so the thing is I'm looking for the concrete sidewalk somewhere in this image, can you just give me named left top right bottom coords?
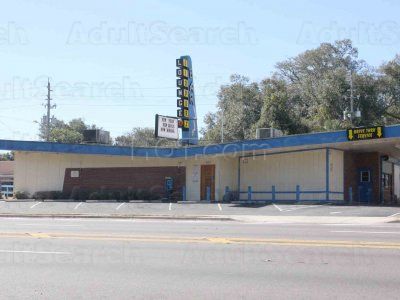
left=1, top=200, right=400, bottom=224
left=0, top=212, right=398, bottom=225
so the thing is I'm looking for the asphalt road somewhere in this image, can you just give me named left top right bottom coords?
left=1, top=217, right=400, bottom=299
left=1, top=200, right=400, bottom=217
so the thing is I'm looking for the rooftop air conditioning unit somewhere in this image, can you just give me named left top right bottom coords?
left=256, top=128, right=283, bottom=139
left=83, top=129, right=110, bottom=144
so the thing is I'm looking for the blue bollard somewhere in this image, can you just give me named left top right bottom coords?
left=296, top=185, right=300, bottom=202
left=225, top=186, right=229, bottom=195
left=272, top=185, right=276, bottom=202
left=247, top=186, right=252, bottom=202
left=224, top=186, right=229, bottom=202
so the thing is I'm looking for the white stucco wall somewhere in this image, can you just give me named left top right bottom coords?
left=14, top=151, right=237, bottom=201
left=239, top=149, right=344, bottom=201
left=14, top=148, right=344, bottom=202
left=328, top=149, right=344, bottom=201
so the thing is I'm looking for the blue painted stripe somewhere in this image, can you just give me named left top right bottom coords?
left=239, top=190, right=344, bottom=194
left=238, top=199, right=344, bottom=202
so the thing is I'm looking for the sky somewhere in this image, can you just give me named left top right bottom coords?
left=0, top=0, right=399, bottom=141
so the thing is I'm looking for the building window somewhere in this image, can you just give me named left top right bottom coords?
left=360, top=171, right=370, bottom=182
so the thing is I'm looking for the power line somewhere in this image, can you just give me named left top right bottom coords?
left=0, top=94, right=218, bottom=101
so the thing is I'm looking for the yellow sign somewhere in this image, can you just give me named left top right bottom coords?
left=177, top=88, right=189, bottom=99
left=347, top=126, right=384, bottom=141
left=176, top=68, right=189, bottom=78
left=176, top=58, right=188, bottom=68
left=176, top=79, right=188, bottom=88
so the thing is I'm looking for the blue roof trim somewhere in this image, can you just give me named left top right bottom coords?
left=1, top=125, right=400, bottom=158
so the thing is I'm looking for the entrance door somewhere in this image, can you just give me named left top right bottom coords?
left=201, top=165, right=215, bottom=201
left=358, top=168, right=372, bottom=204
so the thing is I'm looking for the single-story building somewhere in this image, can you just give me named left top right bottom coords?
left=1, top=125, right=400, bottom=204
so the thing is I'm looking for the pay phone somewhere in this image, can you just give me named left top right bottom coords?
left=165, top=177, right=174, bottom=200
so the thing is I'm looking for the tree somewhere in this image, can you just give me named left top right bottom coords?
left=378, top=55, right=400, bottom=122
left=0, top=152, right=14, bottom=161
left=38, top=117, right=108, bottom=144
left=202, top=74, right=262, bottom=143
left=274, top=39, right=364, bottom=130
left=254, top=77, right=308, bottom=134
left=49, top=127, right=84, bottom=144
left=114, top=127, right=176, bottom=147
left=201, top=40, right=400, bottom=143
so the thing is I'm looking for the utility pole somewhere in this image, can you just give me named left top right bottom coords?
left=221, top=108, right=224, bottom=143
left=44, top=78, right=56, bottom=141
left=349, top=71, right=354, bottom=124
left=343, top=71, right=361, bottom=125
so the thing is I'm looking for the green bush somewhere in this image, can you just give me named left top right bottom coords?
left=88, top=191, right=100, bottom=200
left=70, top=188, right=79, bottom=201
left=78, top=190, right=90, bottom=201
left=127, top=190, right=137, bottom=200
left=135, top=189, right=160, bottom=200
left=109, top=191, right=122, bottom=201
left=33, top=191, right=63, bottom=200
left=70, top=188, right=159, bottom=201
left=14, top=191, right=30, bottom=199
left=98, top=191, right=109, bottom=200
left=119, top=191, right=129, bottom=201
left=70, top=188, right=90, bottom=201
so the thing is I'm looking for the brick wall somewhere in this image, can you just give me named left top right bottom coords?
left=63, top=166, right=186, bottom=199
left=343, top=152, right=380, bottom=203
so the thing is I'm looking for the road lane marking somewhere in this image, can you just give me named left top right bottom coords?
left=1, top=231, right=400, bottom=249
left=169, top=203, right=172, bottom=211
left=30, top=202, right=42, bottom=209
left=0, top=250, right=70, bottom=255
left=17, top=224, right=81, bottom=227
left=332, top=230, right=400, bottom=235
left=284, top=205, right=323, bottom=212
left=272, top=203, right=285, bottom=212
left=330, top=212, right=342, bottom=214
left=29, top=233, right=51, bottom=238
left=218, top=203, right=222, bottom=211
left=207, top=237, right=230, bottom=244
left=388, top=212, right=400, bottom=217
left=116, top=203, right=125, bottom=210
left=74, top=202, right=83, bottom=210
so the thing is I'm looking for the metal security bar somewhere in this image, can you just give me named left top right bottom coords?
left=227, top=185, right=344, bottom=203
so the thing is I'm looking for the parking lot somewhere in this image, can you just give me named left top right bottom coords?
left=0, top=200, right=400, bottom=218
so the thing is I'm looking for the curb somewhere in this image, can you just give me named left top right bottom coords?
left=0, top=213, right=234, bottom=222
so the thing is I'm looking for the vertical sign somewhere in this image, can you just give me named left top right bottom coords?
left=176, top=55, right=198, bottom=145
